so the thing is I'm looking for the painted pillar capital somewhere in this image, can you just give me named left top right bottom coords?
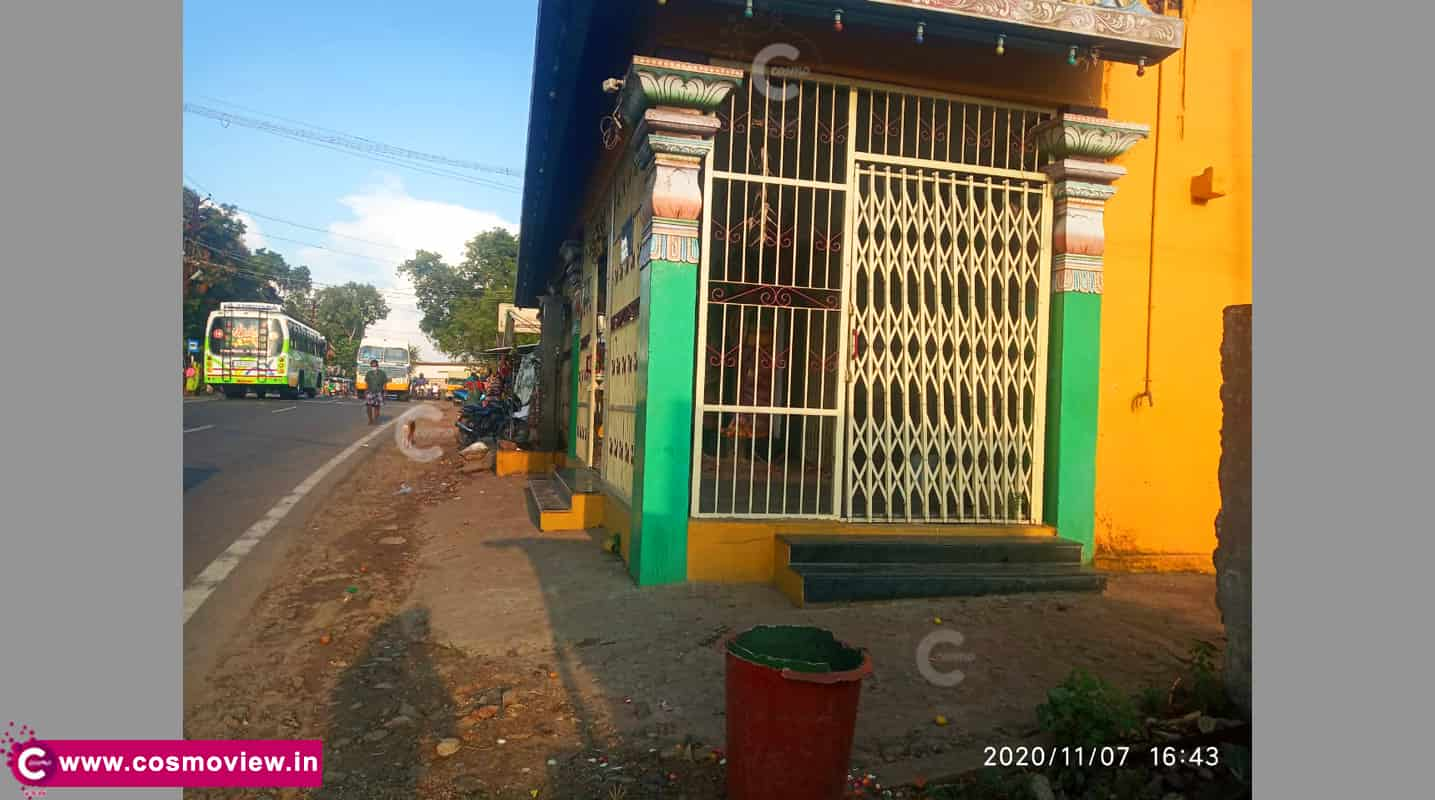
left=611, top=57, right=742, bottom=270
left=617, top=56, right=744, bottom=128
left=1031, top=113, right=1149, bottom=294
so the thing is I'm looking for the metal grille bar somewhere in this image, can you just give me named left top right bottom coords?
left=846, top=163, right=1051, bottom=523
left=692, top=71, right=1053, bottom=522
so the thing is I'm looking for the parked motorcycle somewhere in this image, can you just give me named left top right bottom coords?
left=455, top=394, right=528, bottom=448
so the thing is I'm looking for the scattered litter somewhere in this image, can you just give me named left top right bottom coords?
left=521, top=768, right=531, bottom=774
left=318, top=634, right=332, bottom=646
left=497, top=738, right=507, bottom=745
left=932, top=616, right=943, bottom=625
left=359, top=565, right=369, bottom=574
left=436, top=738, right=461, bottom=757
left=345, top=586, right=358, bottom=594
left=546, top=759, right=557, bottom=767
left=394, top=484, right=413, bottom=495
left=934, top=715, right=949, bottom=726
left=378, top=537, right=407, bottom=546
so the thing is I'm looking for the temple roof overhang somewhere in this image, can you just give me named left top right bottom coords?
left=515, top=0, right=1184, bottom=306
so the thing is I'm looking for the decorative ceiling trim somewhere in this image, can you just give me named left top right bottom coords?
left=866, top=0, right=1184, bottom=53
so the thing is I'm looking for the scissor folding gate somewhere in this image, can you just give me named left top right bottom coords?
left=693, top=73, right=1054, bottom=524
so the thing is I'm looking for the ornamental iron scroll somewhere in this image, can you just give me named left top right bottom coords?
left=708, top=282, right=841, bottom=310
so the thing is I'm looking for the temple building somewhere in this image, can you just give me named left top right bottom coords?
left=515, top=0, right=1249, bottom=604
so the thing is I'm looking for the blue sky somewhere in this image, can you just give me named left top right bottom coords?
left=183, top=0, right=539, bottom=358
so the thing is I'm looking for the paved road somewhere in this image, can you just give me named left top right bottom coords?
left=181, top=394, right=410, bottom=585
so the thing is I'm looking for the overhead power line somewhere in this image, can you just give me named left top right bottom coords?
left=183, top=102, right=523, bottom=186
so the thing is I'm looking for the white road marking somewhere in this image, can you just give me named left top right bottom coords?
left=271, top=405, right=298, bottom=414
left=183, top=425, right=215, bottom=434
left=182, top=418, right=397, bottom=624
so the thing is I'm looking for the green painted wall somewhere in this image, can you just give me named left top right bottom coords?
left=1043, top=291, right=1102, bottom=564
left=629, top=258, right=698, bottom=586
left=568, top=332, right=581, bottom=460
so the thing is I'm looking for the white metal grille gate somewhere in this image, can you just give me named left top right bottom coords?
left=693, top=74, right=1053, bottom=523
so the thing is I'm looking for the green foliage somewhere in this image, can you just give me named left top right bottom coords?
left=398, top=228, right=521, bottom=360
left=1135, top=685, right=1167, bottom=718
left=1184, top=639, right=1233, bottom=716
left=1036, top=669, right=1140, bottom=748
left=183, top=187, right=313, bottom=340
left=310, top=283, right=390, bottom=378
left=183, top=186, right=386, bottom=376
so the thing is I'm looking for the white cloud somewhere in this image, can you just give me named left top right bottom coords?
left=286, top=176, right=518, bottom=361
left=234, top=211, right=268, bottom=252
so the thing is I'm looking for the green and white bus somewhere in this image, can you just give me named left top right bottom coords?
left=204, top=302, right=327, bottom=399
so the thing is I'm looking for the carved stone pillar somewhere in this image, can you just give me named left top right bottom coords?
left=1030, top=112, right=1149, bottom=563
left=613, top=56, right=741, bottom=586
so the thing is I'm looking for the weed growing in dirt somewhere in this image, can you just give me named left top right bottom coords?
left=1036, top=669, right=1140, bottom=747
left=1135, top=685, right=1168, bottom=717
left=1184, top=639, right=1234, bottom=716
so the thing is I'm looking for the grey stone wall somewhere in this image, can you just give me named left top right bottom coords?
left=1214, top=304, right=1252, bottom=720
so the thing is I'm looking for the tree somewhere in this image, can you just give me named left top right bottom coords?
left=398, top=228, right=521, bottom=360
left=183, top=186, right=315, bottom=339
left=408, top=344, right=422, bottom=364
left=312, top=283, right=391, bottom=378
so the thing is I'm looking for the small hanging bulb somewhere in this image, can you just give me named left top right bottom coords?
left=1136, top=56, right=1147, bottom=77
left=744, top=0, right=753, bottom=19
left=657, top=0, right=667, bottom=5
left=1067, top=46, right=1078, bottom=66
left=995, top=34, right=1005, bottom=56
left=915, top=21, right=925, bottom=44
left=833, top=9, right=843, bottom=32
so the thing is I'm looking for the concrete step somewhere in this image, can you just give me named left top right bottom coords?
left=527, top=476, right=571, bottom=513
left=779, top=533, right=1081, bottom=566
left=795, top=564, right=1108, bottom=604
left=775, top=533, right=1103, bottom=606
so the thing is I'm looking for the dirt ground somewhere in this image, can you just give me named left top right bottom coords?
left=184, top=406, right=1225, bottom=800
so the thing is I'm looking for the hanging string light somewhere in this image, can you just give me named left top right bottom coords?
left=995, top=34, right=1005, bottom=55
left=833, top=8, right=843, bottom=32
left=915, top=21, right=925, bottom=44
left=1067, top=46, right=1078, bottom=66
left=744, top=0, right=753, bottom=19
left=1137, top=56, right=1148, bottom=77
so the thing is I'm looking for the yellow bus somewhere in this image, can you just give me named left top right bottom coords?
left=355, top=337, right=412, bottom=401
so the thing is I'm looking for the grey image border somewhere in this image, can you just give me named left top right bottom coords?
left=1, top=2, right=183, bottom=797
left=0, top=1, right=1430, bottom=798
left=1256, top=0, right=1434, bottom=796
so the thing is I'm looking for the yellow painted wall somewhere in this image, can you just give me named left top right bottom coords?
left=1095, top=0, right=1251, bottom=571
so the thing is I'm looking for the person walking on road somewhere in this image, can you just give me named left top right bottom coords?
left=364, top=358, right=389, bottom=425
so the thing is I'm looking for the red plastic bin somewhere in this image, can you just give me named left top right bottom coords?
left=724, top=625, right=873, bottom=800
